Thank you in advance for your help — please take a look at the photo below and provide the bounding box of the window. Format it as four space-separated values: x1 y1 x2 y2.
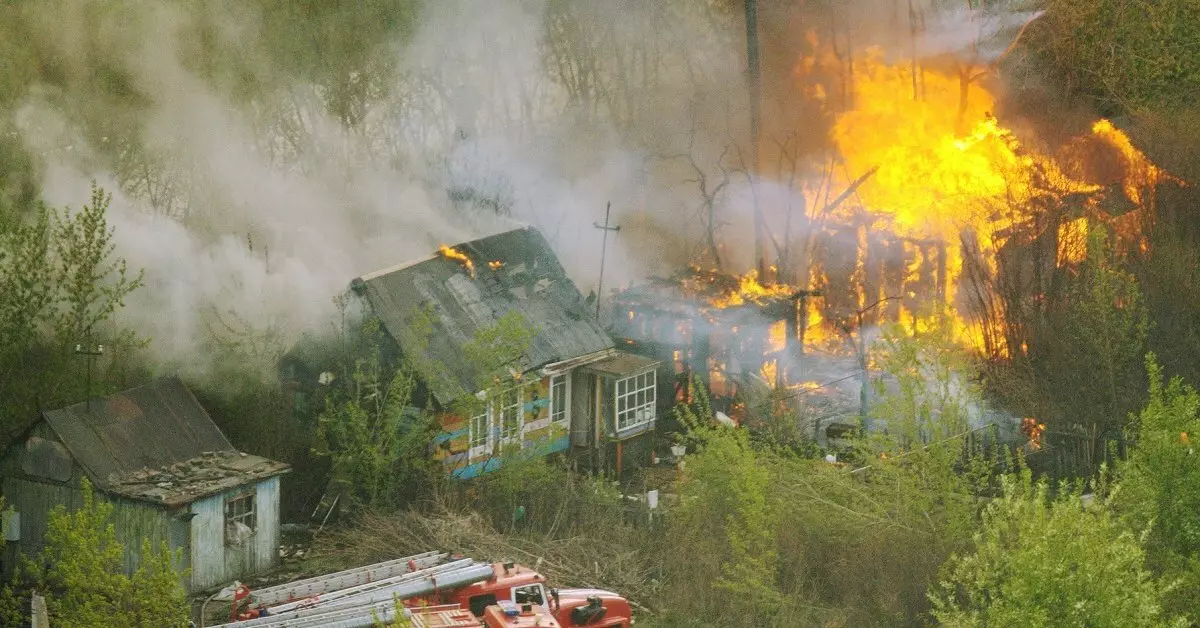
615 370 656 432
496 386 522 443
512 584 547 606
550 375 568 425
224 491 256 546
469 408 492 458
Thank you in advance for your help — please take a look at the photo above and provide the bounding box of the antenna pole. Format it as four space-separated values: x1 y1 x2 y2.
74 330 105 412
593 202 621 322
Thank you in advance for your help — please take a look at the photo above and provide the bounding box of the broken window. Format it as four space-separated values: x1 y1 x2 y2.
550 375 567 425
224 491 256 546
615 370 656 433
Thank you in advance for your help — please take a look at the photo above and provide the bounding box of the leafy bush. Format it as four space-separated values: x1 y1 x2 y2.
1114 355 1200 619
930 469 1183 627
0 478 189 627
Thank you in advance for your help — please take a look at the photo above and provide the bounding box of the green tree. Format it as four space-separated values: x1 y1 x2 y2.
0 479 188 627
665 423 781 626
314 318 440 512
871 310 977 447
1027 0 1200 114
930 469 1183 627
1115 354 1200 619
0 182 143 435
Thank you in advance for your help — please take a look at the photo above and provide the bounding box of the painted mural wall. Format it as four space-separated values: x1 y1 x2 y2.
433 374 571 479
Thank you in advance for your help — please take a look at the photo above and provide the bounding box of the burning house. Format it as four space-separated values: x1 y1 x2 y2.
337 226 660 479
610 265 862 439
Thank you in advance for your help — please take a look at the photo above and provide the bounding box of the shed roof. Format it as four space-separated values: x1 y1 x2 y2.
353 227 613 405
41 377 288 506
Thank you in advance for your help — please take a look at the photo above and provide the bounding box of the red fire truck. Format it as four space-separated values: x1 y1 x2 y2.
212 550 632 628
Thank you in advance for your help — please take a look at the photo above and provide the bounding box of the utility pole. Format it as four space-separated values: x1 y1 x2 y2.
745 0 766 279
74 333 105 412
593 202 621 323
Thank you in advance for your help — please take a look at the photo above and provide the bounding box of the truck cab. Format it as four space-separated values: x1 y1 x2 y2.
435 563 632 628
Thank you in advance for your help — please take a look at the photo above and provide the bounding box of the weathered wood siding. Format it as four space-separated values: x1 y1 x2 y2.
188 477 280 591
0 477 180 583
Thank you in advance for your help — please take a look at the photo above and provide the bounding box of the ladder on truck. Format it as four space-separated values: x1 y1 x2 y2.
243 550 451 607
209 558 496 628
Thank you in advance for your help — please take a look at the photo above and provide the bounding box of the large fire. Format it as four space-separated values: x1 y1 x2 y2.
790 41 1175 355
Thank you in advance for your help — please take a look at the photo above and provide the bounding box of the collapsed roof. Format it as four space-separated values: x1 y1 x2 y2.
38 377 289 507
352 227 613 406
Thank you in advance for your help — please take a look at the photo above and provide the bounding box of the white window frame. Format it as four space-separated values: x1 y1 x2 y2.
615 369 656 433
468 407 493 458
550 374 569 426
496 385 523 445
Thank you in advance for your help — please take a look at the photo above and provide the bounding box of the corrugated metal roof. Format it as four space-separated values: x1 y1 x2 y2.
355 227 614 405
42 377 286 501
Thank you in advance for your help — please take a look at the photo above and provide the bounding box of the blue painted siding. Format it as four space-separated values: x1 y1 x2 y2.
449 435 570 480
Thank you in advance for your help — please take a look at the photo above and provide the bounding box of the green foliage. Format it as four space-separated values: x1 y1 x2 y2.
1114 354 1200 619
315 319 440 511
462 310 537 390
0 182 143 434
1029 0 1200 113
669 375 715 452
468 454 624 537
0 479 188 627
931 469 1183 627
658 340 1008 625
871 311 977 446
665 424 780 625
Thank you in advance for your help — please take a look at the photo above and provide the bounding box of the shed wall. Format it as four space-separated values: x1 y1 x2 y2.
0 477 180 585
189 477 280 591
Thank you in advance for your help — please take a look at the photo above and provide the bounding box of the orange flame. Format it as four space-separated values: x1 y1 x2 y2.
438 245 475 278
488 260 504 271
707 270 794 308
768 320 787 353
1021 417 1047 450
791 39 1176 356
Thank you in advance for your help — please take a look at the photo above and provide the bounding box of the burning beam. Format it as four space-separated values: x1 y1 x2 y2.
820 165 880 216
438 245 475 278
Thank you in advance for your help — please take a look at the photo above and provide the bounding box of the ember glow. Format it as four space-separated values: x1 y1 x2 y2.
768 320 787 353
1021 417 1047 450
685 268 794 309
438 245 475 278
487 260 504 271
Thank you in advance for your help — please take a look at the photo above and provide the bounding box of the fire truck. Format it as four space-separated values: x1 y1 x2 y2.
209 550 632 628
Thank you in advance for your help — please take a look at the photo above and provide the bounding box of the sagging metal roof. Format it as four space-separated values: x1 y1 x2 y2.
353 227 613 406
42 377 289 506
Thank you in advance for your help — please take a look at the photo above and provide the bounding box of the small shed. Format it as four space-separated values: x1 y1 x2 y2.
0 377 290 593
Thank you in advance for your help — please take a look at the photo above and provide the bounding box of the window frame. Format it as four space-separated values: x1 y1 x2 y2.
549 374 569 426
614 369 657 433
223 490 257 546
496 385 523 444
468 407 493 458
